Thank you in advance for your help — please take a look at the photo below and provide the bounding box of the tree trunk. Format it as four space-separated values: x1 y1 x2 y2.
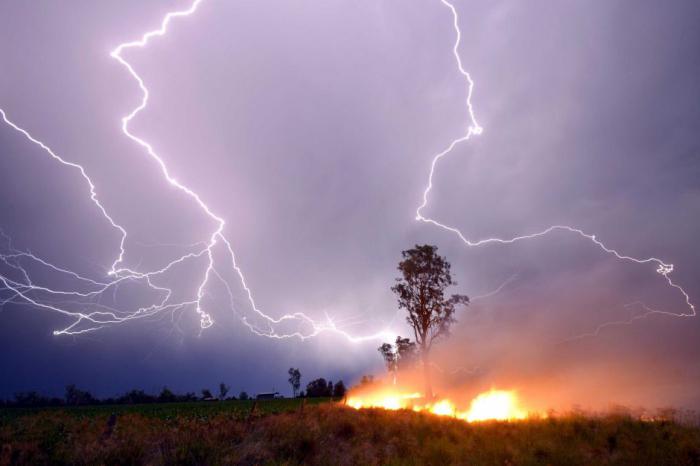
422 349 433 400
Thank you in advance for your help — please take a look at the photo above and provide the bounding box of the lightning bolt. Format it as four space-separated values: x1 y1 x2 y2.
417 0 695 338
0 0 695 344
0 0 398 342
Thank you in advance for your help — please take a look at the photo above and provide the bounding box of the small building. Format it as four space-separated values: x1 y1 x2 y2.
256 392 283 400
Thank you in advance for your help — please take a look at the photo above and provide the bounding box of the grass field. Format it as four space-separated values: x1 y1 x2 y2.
1 401 699 465
0 397 332 422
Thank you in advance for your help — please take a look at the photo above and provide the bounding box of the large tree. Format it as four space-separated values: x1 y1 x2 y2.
391 244 469 399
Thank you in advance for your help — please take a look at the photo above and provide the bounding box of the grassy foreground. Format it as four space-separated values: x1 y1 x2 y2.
1 402 699 465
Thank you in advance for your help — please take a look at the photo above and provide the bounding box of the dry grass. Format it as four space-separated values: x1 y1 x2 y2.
1 404 699 465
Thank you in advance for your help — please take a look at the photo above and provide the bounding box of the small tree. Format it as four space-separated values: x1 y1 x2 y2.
287 368 301 398
395 337 418 371
378 343 398 375
239 391 249 401
158 387 177 403
306 378 330 397
378 336 419 383
201 388 213 400
333 380 347 398
218 382 230 400
359 375 375 386
391 244 468 399
65 384 95 406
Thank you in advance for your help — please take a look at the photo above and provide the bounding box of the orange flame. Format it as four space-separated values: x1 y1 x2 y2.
460 389 527 422
347 388 530 422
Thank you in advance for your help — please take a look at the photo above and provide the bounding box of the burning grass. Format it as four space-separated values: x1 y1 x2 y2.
347 387 528 422
1 403 699 465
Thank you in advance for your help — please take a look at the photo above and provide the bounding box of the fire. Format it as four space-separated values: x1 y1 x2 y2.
460 389 527 422
347 391 421 410
429 399 457 416
347 388 530 422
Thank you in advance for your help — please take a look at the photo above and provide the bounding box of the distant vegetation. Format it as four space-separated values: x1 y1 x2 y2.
2 368 347 409
1 404 698 465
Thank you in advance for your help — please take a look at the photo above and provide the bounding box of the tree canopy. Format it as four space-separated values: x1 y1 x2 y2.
390 244 468 397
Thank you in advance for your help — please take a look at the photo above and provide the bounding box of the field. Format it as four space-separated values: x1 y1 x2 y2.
1 401 699 465
0 398 330 423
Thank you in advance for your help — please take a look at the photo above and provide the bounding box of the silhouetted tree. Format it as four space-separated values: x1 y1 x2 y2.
378 336 419 381
395 337 418 371
158 387 177 403
118 389 156 404
239 391 249 401
378 343 398 374
218 382 230 400
201 388 214 400
333 380 347 398
391 244 468 398
14 391 52 407
65 384 96 406
288 368 301 397
359 375 375 386
306 378 332 397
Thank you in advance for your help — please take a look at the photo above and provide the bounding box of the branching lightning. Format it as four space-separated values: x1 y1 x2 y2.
0 0 694 344
417 0 695 339
0 0 400 342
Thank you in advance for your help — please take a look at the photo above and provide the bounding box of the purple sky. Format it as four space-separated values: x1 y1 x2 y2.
1 0 699 409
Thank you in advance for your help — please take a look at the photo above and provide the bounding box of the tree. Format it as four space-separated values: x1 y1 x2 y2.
359 375 375 386
378 343 398 375
239 391 249 401
14 391 52 407
391 244 469 399
395 337 418 371
64 384 96 406
378 336 419 383
117 389 155 404
218 382 230 400
287 368 301 398
333 380 347 398
158 387 177 403
306 378 332 397
201 388 213 400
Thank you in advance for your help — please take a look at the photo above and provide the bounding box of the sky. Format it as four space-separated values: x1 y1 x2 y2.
1 0 699 409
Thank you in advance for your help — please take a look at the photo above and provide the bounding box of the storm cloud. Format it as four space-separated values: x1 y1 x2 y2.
1 0 699 409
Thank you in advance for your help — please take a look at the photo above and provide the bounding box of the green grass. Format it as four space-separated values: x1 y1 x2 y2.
1 403 698 465
0 397 333 422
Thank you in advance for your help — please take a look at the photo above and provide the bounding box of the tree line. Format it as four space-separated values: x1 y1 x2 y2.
287 367 346 398
3 372 348 408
